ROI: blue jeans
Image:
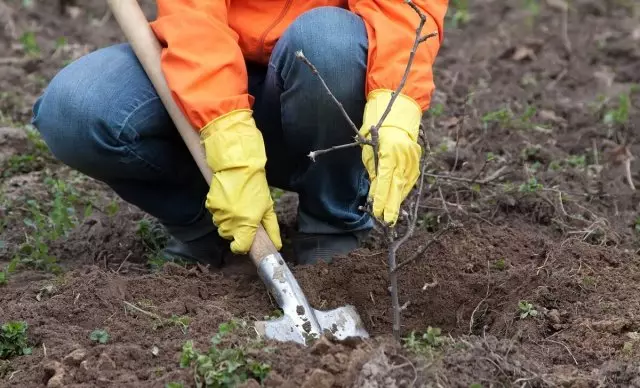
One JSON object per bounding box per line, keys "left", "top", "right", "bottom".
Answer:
{"left": 31, "top": 7, "right": 373, "bottom": 243}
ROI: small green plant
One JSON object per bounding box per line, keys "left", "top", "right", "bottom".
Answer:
{"left": 418, "top": 212, "right": 440, "bottom": 232}
{"left": 179, "top": 320, "right": 271, "bottom": 387}
{"left": 482, "top": 108, "right": 513, "bottom": 127}
{"left": 493, "top": 258, "right": 506, "bottom": 271}
{"left": 519, "top": 177, "right": 543, "bottom": 193}
{"left": 402, "top": 326, "right": 443, "bottom": 355}
{"left": 566, "top": 154, "right": 587, "bottom": 168}
{"left": 518, "top": 301, "right": 538, "bottom": 319}
{"left": 603, "top": 93, "right": 631, "bottom": 126}
{"left": 428, "top": 103, "right": 445, "bottom": 117}
{"left": 1, "top": 126, "right": 54, "bottom": 178}
{"left": 166, "top": 383, "right": 184, "bottom": 388}
{"left": 13, "top": 178, "right": 82, "bottom": 273}
{"left": 106, "top": 199, "right": 120, "bottom": 216}
{"left": 482, "top": 105, "right": 538, "bottom": 130}
{"left": 446, "top": 0, "right": 470, "bottom": 28}
{"left": 549, "top": 160, "right": 562, "bottom": 171}
{"left": 263, "top": 309, "right": 284, "bottom": 321}
{"left": 0, "top": 259, "right": 19, "bottom": 286}
{"left": 0, "top": 321, "right": 32, "bottom": 359}
{"left": 136, "top": 218, "right": 171, "bottom": 269}
{"left": 20, "top": 31, "right": 40, "bottom": 55}
{"left": 523, "top": 0, "right": 540, "bottom": 26}
{"left": 154, "top": 315, "right": 191, "bottom": 334}
{"left": 90, "top": 329, "right": 110, "bottom": 344}
{"left": 634, "top": 217, "right": 640, "bottom": 233}
{"left": 269, "top": 187, "right": 285, "bottom": 202}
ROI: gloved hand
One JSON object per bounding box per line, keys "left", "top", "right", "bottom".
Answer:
{"left": 201, "top": 109, "right": 282, "bottom": 254}
{"left": 359, "top": 89, "right": 422, "bottom": 225}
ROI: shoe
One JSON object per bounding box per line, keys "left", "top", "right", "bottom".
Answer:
{"left": 162, "top": 229, "right": 229, "bottom": 267}
{"left": 292, "top": 232, "right": 364, "bottom": 265}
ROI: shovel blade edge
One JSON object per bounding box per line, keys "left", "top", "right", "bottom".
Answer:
{"left": 254, "top": 304, "right": 369, "bottom": 346}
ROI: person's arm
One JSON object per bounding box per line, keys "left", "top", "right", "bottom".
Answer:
{"left": 150, "top": 0, "right": 252, "bottom": 131}
{"left": 350, "top": 0, "right": 448, "bottom": 225}
{"left": 150, "top": 1, "right": 281, "bottom": 254}
{"left": 349, "top": 0, "right": 448, "bottom": 111}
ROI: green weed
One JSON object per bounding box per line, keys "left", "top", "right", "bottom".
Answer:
{"left": 0, "top": 259, "right": 18, "bottom": 286}
{"left": 566, "top": 154, "right": 587, "bottom": 168}
{"left": 136, "top": 218, "right": 171, "bottom": 269}
{"left": 179, "top": 320, "right": 271, "bottom": 387}
{"left": 446, "top": 0, "right": 471, "bottom": 28}
{"left": 13, "top": 178, "right": 82, "bottom": 273}
{"left": 402, "top": 326, "right": 444, "bottom": 356}
{"left": 0, "top": 321, "right": 32, "bottom": 359}
{"left": 518, "top": 177, "right": 544, "bottom": 193}
{"left": 1, "top": 126, "right": 54, "bottom": 178}
{"left": 19, "top": 31, "right": 40, "bottom": 55}
{"left": 603, "top": 93, "right": 631, "bottom": 126}
{"left": 482, "top": 105, "right": 538, "bottom": 130}
{"left": 269, "top": 187, "right": 285, "bottom": 202}
{"left": 493, "top": 258, "right": 506, "bottom": 271}
{"left": 518, "top": 301, "right": 538, "bottom": 319}
{"left": 90, "top": 329, "right": 110, "bottom": 344}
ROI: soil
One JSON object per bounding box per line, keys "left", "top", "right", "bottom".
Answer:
{"left": 2, "top": 0, "right": 640, "bottom": 387}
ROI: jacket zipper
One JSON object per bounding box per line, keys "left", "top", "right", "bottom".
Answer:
{"left": 256, "top": 0, "right": 293, "bottom": 60}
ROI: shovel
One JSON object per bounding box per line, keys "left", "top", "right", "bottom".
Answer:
{"left": 106, "top": 0, "right": 369, "bottom": 346}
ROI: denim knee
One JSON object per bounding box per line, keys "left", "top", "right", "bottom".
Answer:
{"left": 31, "top": 44, "right": 159, "bottom": 179}
{"left": 274, "top": 6, "right": 368, "bottom": 102}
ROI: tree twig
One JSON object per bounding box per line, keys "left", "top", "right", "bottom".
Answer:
{"left": 393, "top": 225, "right": 452, "bottom": 273}
{"left": 295, "top": 50, "right": 366, "bottom": 143}
{"left": 307, "top": 141, "right": 365, "bottom": 161}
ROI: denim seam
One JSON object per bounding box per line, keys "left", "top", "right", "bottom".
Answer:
{"left": 117, "top": 96, "right": 165, "bottom": 173}
{"left": 118, "top": 95, "right": 161, "bottom": 143}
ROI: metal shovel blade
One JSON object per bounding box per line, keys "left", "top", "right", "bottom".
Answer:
{"left": 253, "top": 253, "right": 369, "bottom": 346}
{"left": 255, "top": 305, "right": 369, "bottom": 345}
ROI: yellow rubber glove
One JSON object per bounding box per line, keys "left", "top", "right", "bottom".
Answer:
{"left": 359, "top": 89, "right": 422, "bottom": 225}
{"left": 201, "top": 109, "right": 282, "bottom": 254}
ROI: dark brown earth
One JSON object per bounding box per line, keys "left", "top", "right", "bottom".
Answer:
{"left": 2, "top": 0, "right": 640, "bottom": 387}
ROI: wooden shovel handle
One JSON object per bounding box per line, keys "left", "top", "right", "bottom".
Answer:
{"left": 106, "top": 0, "right": 279, "bottom": 265}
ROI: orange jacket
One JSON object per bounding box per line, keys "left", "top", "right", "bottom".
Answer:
{"left": 150, "top": 0, "right": 448, "bottom": 132}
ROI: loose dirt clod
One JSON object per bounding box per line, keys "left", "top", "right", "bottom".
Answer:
{"left": 43, "top": 360, "right": 65, "bottom": 388}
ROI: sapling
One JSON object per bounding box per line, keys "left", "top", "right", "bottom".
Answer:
{"left": 298, "top": 0, "right": 439, "bottom": 340}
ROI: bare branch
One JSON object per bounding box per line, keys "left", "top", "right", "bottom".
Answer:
{"left": 393, "top": 225, "right": 452, "bottom": 273}
{"left": 307, "top": 141, "right": 363, "bottom": 162}
{"left": 295, "top": 50, "right": 366, "bottom": 143}
{"left": 371, "top": 0, "right": 436, "bottom": 132}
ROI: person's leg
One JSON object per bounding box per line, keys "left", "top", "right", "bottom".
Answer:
{"left": 251, "top": 6, "right": 373, "bottom": 264}
{"left": 31, "top": 43, "right": 227, "bottom": 266}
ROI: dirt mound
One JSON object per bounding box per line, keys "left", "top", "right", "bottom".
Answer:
{"left": 3, "top": 221, "right": 640, "bottom": 386}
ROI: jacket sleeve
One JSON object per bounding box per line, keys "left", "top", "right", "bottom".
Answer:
{"left": 150, "top": 0, "right": 252, "bottom": 131}
{"left": 349, "top": 0, "right": 448, "bottom": 112}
